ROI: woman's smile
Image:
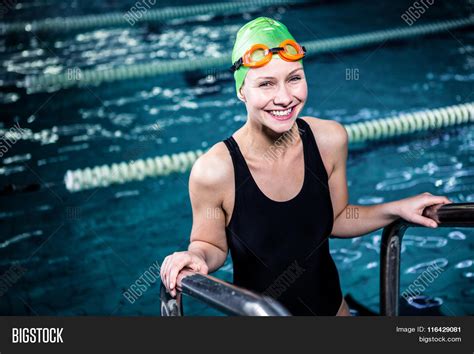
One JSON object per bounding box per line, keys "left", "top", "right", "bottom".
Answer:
{"left": 265, "top": 104, "right": 298, "bottom": 121}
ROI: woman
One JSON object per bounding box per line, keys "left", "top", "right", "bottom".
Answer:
{"left": 160, "top": 17, "right": 452, "bottom": 316}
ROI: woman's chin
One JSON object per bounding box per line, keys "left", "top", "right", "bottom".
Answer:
{"left": 263, "top": 110, "right": 297, "bottom": 132}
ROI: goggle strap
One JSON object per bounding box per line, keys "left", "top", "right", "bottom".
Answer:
{"left": 230, "top": 57, "right": 243, "bottom": 73}
{"left": 270, "top": 47, "right": 284, "bottom": 53}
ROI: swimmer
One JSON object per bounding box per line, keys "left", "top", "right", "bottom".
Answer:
{"left": 160, "top": 17, "right": 452, "bottom": 316}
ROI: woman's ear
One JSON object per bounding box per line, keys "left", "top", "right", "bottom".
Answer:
{"left": 237, "top": 86, "right": 246, "bottom": 102}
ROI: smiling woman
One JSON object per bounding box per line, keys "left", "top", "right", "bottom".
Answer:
{"left": 231, "top": 17, "right": 307, "bottom": 132}
{"left": 241, "top": 65, "right": 304, "bottom": 124}
{"left": 159, "top": 16, "right": 452, "bottom": 316}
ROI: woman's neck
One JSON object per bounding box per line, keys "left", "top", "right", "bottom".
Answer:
{"left": 239, "top": 118, "right": 301, "bottom": 159}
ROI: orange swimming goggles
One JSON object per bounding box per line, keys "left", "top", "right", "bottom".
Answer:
{"left": 230, "top": 39, "right": 306, "bottom": 73}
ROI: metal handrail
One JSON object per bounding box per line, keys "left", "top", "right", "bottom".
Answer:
{"left": 161, "top": 203, "right": 473, "bottom": 316}
{"left": 160, "top": 272, "right": 291, "bottom": 316}
{"left": 380, "top": 202, "right": 474, "bottom": 316}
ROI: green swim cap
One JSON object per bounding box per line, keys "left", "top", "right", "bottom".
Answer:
{"left": 231, "top": 17, "right": 303, "bottom": 95}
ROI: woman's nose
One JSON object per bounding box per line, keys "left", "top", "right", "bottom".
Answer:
{"left": 273, "top": 83, "right": 293, "bottom": 106}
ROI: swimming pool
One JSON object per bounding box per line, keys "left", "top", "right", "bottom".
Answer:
{"left": 0, "top": 0, "right": 473, "bottom": 316}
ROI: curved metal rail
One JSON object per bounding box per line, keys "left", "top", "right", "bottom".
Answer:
{"left": 380, "top": 202, "right": 474, "bottom": 316}
{"left": 162, "top": 202, "right": 474, "bottom": 316}
{"left": 160, "top": 272, "right": 290, "bottom": 316}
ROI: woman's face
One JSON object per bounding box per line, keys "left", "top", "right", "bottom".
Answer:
{"left": 239, "top": 58, "right": 307, "bottom": 134}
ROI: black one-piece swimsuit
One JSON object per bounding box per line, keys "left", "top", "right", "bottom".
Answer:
{"left": 222, "top": 117, "right": 343, "bottom": 316}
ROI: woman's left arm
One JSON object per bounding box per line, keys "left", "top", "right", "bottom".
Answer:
{"left": 322, "top": 120, "right": 452, "bottom": 238}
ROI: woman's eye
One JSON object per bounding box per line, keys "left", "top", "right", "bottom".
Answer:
{"left": 258, "top": 77, "right": 300, "bottom": 87}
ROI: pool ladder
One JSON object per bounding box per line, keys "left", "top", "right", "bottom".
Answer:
{"left": 380, "top": 202, "right": 474, "bottom": 316}
{"left": 160, "top": 202, "right": 474, "bottom": 316}
{"left": 160, "top": 271, "right": 290, "bottom": 316}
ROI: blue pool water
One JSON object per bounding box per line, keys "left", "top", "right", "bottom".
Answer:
{"left": 0, "top": 0, "right": 473, "bottom": 316}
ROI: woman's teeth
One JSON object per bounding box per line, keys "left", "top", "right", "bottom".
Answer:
{"left": 269, "top": 107, "right": 292, "bottom": 116}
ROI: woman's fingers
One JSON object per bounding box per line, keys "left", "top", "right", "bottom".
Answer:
{"left": 160, "top": 252, "right": 208, "bottom": 297}
{"left": 432, "top": 196, "right": 452, "bottom": 205}
{"left": 162, "top": 253, "right": 178, "bottom": 291}
{"left": 171, "top": 260, "right": 208, "bottom": 296}
{"left": 160, "top": 256, "right": 170, "bottom": 291}
{"left": 441, "top": 196, "right": 453, "bottom": 204}
{"left": 410, "top": 213, "right": 438, "bottom": 228}
{"left": 168, "top": 255, "right": 192, "bottom": 291}
{"left": 167, "top": 254, "right": 203, "bottom": 297}
{"left": 423, "top": 193, "right": 452, "bottom": 206}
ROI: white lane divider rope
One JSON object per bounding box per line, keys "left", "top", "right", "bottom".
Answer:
{"left": 64, "top": 102, "right": 474, "bottom": 192}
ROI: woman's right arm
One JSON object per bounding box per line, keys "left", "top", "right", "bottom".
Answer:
{"left": 160, "top": 145, "right": 230, "bottom": 297}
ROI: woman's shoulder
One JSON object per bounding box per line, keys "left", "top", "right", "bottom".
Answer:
{"left": 189, "top": 140, "right": 234, "bottom": 191}
{"left": 299, "top": 116, "right": 348, "bottom": 175}
{"left": 300, "top": 116, "right": 347, "bottom": 139}
{"left": 300, "top": 116, "right": 348, "bottom": 150}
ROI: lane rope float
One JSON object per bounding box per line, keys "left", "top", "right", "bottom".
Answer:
{"left": 24, "top": 17, "right": 474, "bottom": 92}
{"left": 64, "top": 101, "right": 474, "bottom": 192}
{"left": 1, "top": 0, "right": 309, "bottom": 34}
